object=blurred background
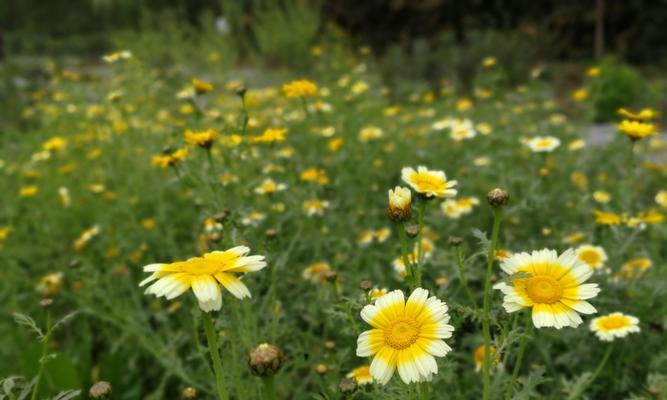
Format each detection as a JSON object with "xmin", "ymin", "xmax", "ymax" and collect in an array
[{"xmin": 1, "ymin": 0, "xmax": 666, "ymax": 128}]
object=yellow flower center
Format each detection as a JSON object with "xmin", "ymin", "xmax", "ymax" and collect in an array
[
  {"xmin": 599, "ymin": 315, "xmax": 630, "ymax": 330},
  {"xmin": 525, "ymin": 275, "xmax": 562, "ymax": 304},
  {"xmin": 579, "ymin": 250, "xmax": 600, "ymax": 267},
  {"xmin": 384, "ymin": 316, "xmax": 420, "ymax": 349}
]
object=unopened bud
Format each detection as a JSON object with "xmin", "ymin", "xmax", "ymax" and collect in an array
[
  {"xmin": 89, "ymin": 381, "xmax": 111, "ymax": 399},
  {"xmin": 248, "ymin": 343, "xmax": 284, "ymax": 377},
  {"xmin": 234, "ymin": 85, "xmax": 247, "ymax": 98},
  {"xmin": 405, "ymin": 225, "xmax": 419, "ymax": 238},
  {"xmin": 339, "ymin": 378, "xmax": 358, "ymax": 395},
  {"xmin": 449, "ymin": 236, "xmax": 462, "ymax": 247},
  {"xmin": 314, "ymin": 364, "xmax": 328, "ymax": 374},
  {"xmin": 487, "ymin": 188, "xmax": 509, "ymax": 207},
  {"xmin": 182, "ymin": 387, "xmax": 197, "ymax": 399},
  {"xmin": 387, "ymin": 186, "xmax": 412, "ymax": 222},
  {"xmin": 265, "ymin": 228, "xmax": 278, "ymax": 239},
  {"xmin": 359, "ymin": 279, "xmax": 372, "ymax": 291}
]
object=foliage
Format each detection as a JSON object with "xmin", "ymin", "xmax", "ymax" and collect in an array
[{"xmin": 1, "ymin": 36, "xmax": 666, "ymax": 400}]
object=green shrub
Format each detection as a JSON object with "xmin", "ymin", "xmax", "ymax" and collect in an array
[{"xmin": 588, "ymin": 58, "xmax": 647, "ymax": 122}]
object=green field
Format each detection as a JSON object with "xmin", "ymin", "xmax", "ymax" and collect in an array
[{"xmin": 1, "ymin": 25, "xmax": 667, "ymax": 400}]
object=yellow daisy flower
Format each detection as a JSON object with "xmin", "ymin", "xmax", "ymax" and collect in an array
[
  {"xmin": 302, "ymin": 199, "xmax": 329, "ymax": 216},
  {"xmin": 254, "ymin": 179, "xmax": 287, "ymax": 195},
  {"xmin": 282, "ymin": 80, "xmax": 318, "ymax": 98},
  {"xmin": 617, "ymin": 258, "xmax": 652, "ymax": 279},
  {"xmin": 302, "ymin": 262, "xmax": 332, "ymax": 284},
  {"xmin": 575, "ymin": 245, "xmax": 608, "ymax": 269},
  {"xmin": 139, "ymin": 246, "xmax": 266, "ymax": 312},
  {"xmin": 593, "ymin": 210, "xmax": 623, "ymax": 225},
  {"xmin": 473, "ymin": 344, "xmax": 499, "ymax": 372},
  {"xmin": 184, "ymin": 129, "xmax": 217, "ymax": 149},
  {"xmin": 356, "ymin": 288, "xmax": 454, "ymax": 384},
  {"xmin": 655, "ymin": 190, "xmax": 667, "ymax": 208},
  {"xmin": 192, "ymin": 78, "xmax": 214, "ymax": 94},
  {"xmin": 346, "ymin": 365, "xmax": 373, "ymax": 385},
  {"xmin": 590, "ymin": 312, "xmax": 640, "ymax": 341},
  {"xmin": 617, "ymin": 120, "xmax": 657, "ymax": 140},
  {"xmin": 401, "ymin": 166, "xmax": 457, "ymax": 198},
  {"xmin": 494, "ymin": 249, "xmax": 600, "ymax": 329},
  {"xmin": 592, "ymin": 190, "xmax": 611, "ymax": 204}
]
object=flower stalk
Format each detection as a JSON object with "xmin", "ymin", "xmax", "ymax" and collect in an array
[
  {"xmin": 202, "ymin": 313, "xmax": 229, "ymax": 400},
  {"xmin": 504, "ymin": 311, "xmax": 533, "ymax": 400}
]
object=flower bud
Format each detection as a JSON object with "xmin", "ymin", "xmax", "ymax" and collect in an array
[
  {"xmin": 248, "ymin": 343, "xmax": 285, "ymax": 377},
  {"xmin": 405, "ymin": 225, "xmax": 419, "ymax": 238},
  {"xmin": 387, "ymin": 186, "xmax": 412, "ymax": 222},
  {"xmin": 449, "ymin": 236, "xmax": 462, "ymax": 247},
  {"xmin": 182, "ymin": 387, "xmax": 197, "ymax": 399},
  {"xmin": 358, "ymin": 279, "xmax": 372, "ymax": 290},
  {"xmin": 234, "ymin": 85, "xmax": 247, "ymax": 99},
  {"xmin": 487, "ymin": 188, "xmax": 509, "ymax": 207},
  {"xmin": 89, "ymin": 381, "xmax": 111, "ymax": 399},
  {"xmin": 339, "ymin": 378, "xmax": 358, "ymax": 395}
]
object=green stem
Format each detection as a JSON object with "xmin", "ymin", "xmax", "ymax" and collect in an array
[
  {"xmin": 262, "ymin": 376, "xmax": 276, "ymax": 400},
  {"xmin": 397, "ymin": 223, "xmax": 416, "ymax": 290},
  {"xmin": 31, "ymin": 311, "xmax": 51, "ymax": 400},
  {"xmin": 454, "ymin": 246, "xmax": 478, "ymax": 310},
  {"xmin": 415, "ymin": 199, "xmax": 427, "ymax": 287},
  {"xmin": 482, "ymin": 207, "xmax": 503, "ymax": 400},
  {"xmin": 504, "ymin": 311, "xmax": 533, "ymax": 400},
  {"xmin": 569, "ymin": 344, "xmax": 614, "ymax": 400},
  {"xmin": 202, "ymin": 313, "xmax": 229, "ymax": 400}
]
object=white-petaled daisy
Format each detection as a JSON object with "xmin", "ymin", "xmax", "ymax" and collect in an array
[
  {"xmin": 526, "ymin": 136, "xmax": 561, "ymax": 152},
  {"xmin": 356, "ymin": 288, "xmax": 454, "ymax": 384},
  {"xmin": 401, "ymin": 166, "xmax": 457, "ymax": 198},
  {"xmin": 576, "ymin": 245, "xmax": 608, "ymax": 270},
  {"xmin": 139, "ymin": 246, "xmax": 266, "ymax": 312},
  {"xmin": 590, "ymin": 312, "xmax": 640, "ymax": 341},
  {"xmin": 494, "ymin": 249, "xmax": 600, "ymax": 329}
]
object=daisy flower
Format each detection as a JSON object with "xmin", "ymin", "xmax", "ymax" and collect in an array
[
  {"xmin": 590, "ymin": 312, "xmax": 640, "ymax": 341},
  {"xmin": 494, "ymin": 249, "xmax": 600, "ymax": 329},
  {"xmin": 254, "ymin": 179, "xmax": 287, "ymax": 195},
  {"xmin": 473, "ymin": 345, "xmax": 498, "ymax": 372},
  {"xmin": 575, "ymin": 245, "xmax": 608, "ymax": 270},
  {"xmin": 526, "ymin": 136, "xmax": 561, "ymax": 152},
  {"xmin": 139, "ymin": 246, "xmax": 266, "ymax": 312},
  {"xmin": 401, "ymin": 166, "xmax": 457, "ymax": 198},
  {"xmin": 346, "ymin": 365, "xmax": 373, "ymax": 385},
  {"xmin": 356, "ymin": 288, "xmax": 454, "ymax": 384}
]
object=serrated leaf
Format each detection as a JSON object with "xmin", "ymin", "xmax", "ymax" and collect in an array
[{"xmin": 12, "ymin": 313, "xmax": 44, "ymax": 340}]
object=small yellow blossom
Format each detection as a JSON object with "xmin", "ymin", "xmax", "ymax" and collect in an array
[{"xmin": 282, "ymin": 80, "xmax": 318, "ymax": 98}]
